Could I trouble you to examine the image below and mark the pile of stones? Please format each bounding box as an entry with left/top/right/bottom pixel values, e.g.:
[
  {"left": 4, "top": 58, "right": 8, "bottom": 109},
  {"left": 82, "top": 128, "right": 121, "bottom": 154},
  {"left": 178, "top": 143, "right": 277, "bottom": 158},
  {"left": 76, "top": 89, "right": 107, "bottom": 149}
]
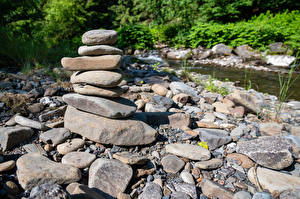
[{"left": 61, "top": 29, "right": 157, "bottom": 146}]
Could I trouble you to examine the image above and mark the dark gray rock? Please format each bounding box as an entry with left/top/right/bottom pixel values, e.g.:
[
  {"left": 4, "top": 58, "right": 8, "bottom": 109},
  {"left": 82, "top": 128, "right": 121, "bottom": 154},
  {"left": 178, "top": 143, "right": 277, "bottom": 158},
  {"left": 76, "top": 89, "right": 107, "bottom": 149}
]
[
  {"left": 195, "top": 128, "right": 232, "bottom": 150},
  {"left": 0, "top": 126, "right": 34, "bottom": 151},
  {"left": 138, "top": 182, "right": 162, "bottom": 199},
  {"left": 236, "top": 136, "right": 294, "bottom": 170},
  {"left": 63, "top": 94, "right": 136, "bottom": 118},
  {"left": 173, "top": 182, "right": 197, "bottom": 199},
  {"left": 40, "top": 128, "right": 71, "bottom": 146},
  {"left": 161, "top": 155, "right": 185, "bottom": 174},
  {"left": 89, "top": 159, "right": 132, "bottom": 198}
]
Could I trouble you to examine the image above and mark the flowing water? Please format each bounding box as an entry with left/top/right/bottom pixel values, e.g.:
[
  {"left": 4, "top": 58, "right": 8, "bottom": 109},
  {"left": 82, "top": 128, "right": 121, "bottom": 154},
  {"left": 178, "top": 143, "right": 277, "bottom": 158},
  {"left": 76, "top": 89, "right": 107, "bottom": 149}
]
[{"left": 136, "top": 51, "right": 300, "bottom": 101}]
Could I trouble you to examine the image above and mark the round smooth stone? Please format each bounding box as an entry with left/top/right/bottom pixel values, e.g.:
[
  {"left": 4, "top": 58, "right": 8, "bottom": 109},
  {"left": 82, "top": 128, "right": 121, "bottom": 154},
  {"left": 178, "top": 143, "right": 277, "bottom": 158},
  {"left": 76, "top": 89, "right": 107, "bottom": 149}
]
[
  {"left": 0, "top": 160, "right": 15, "bottom": 172},
  {"left": 62, "top": 152, "right": 96, "bottom": 169},
  {"left": 82, "top": 30, "right": 117, "bottom": 45},
  {"left": 57, "top": 138, "right": 85, "bottom": 155},
  {"left": 71, "top": 70, "right": 122, "bottom": 88}
]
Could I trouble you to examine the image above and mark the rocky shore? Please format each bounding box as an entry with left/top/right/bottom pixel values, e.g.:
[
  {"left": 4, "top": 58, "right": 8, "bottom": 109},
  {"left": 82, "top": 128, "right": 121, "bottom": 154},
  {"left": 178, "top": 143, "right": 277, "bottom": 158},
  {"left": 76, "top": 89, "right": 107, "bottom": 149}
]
[{"left": 0, "top": 30, "right": 300, "bottom": 199}]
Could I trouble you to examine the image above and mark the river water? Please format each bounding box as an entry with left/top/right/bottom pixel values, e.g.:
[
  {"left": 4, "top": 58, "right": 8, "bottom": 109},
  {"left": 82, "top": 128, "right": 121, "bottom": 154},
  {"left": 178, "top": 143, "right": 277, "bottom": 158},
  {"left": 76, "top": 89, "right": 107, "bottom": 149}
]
[{"left": 136, "top": 52, "right": 300, "bottom": 101}]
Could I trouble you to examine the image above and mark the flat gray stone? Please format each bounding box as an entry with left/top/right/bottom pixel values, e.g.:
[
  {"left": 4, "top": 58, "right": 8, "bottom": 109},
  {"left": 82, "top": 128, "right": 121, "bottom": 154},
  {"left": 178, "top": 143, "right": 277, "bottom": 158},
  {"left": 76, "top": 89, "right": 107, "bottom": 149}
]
[
  {"left": 61, "top": 55, "right": 121, "bottom": 71},
  {"left": 112, "top": 152, "right": 148, "bottom": 165},
  {"left": 15, "top": 115, "right": 48, "bottom": 130},
  {"left": 63, "top": 94, "right": 136, "bottom": 119},
  {"left": 195, "top": 158, "right": 223, "bottom": 170},
  {"left": 38, "top": 105, "right": 67, "bottom": 122},
  {"left": 23, "top": 143, "right": 47, "bottom": 156},
  {"left": 180, "top": 170, "right": 195, "bottom": 184},
  {"left": 66, "top": 182, "right": 105, "bottom": 199},
  {"left": 82, "top": 30, "right": 117, "bottom": 45},
  {"left": 62, "top": 152, "right": 96, "bottom": 169},
  {"left": 161, "top": 155, "right": 185, "bottom": 174},
  {"left": 0, "top": 126, "right": 34, "bottom": 151},
  {"left": 73, "top": 84, "right": 123, "bottom": 97},
  {"left": 173, "top": 182, "right": 197, "bottom": 199},
  {"left": 233, "top": 191, "right": 252, "bottom": 199},
  {"left": 138, "top": 182, "right": 162, "bottom": 199},
  {"left": 248, "top": 167, "right": 300, "bottom": 193},
  {"left": 200, "top": 179, "right": 234, "bottom": 199},
  {"left": 70, "top": 70, "right": 122, "bottom": 88},
  {"left": 40, "top": 128, "right": 71, "bottom": 146},
  {"left": 89, "top": 159, "right": 132, "bottom": 198},
  {"left": 78, "top": 45, "right": 122, "bottom": 56},
  {"left": 64, "top": 106, "right": 156, "bottom": 146},
  {"left": 195, "top": 128, "right": 232, "bottom": 150},
  {"left": 57, "top": 138, "right": 85, "bottom": 155},
  {"left": 236, "top": 136, "right": 294, "bottom": 170},
  {"left": 166, "top": 143, "right": 210, "bottom": 161},
  {"left": 17, "top": 153, "right": 81, "bottom": 190},
  {"left": 169, "top": 82, "right": 199, "bottom": 101}
]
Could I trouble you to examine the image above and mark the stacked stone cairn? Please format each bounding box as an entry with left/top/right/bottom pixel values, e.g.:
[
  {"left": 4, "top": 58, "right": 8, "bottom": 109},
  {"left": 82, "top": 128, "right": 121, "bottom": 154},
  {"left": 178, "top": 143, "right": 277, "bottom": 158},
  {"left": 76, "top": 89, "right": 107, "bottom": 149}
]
[{"left": 61, "top": 30, "right": 156, "bottom": 146}]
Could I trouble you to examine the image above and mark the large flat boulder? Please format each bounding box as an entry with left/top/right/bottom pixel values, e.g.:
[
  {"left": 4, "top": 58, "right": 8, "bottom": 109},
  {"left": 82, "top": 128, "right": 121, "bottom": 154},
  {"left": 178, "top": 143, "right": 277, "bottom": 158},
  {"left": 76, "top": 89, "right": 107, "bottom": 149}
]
[
  {"left": 16, "top": 153, "right": 81, "bottom": 190},
  {"left": 89, "top": 159, "right": 132, "bottom": 198},
  {"left": 78, "top": 45, "right": 122, "bottom": 56},
  {"left": 70, "top": 70, "right": 122, "bottom": 88},
  {"left": 73, "top": 84, "right": 123, "bottom": 97},
  {"left": 0, "top": 126, "right": 34, "bottom": 151},
  {"left": 63, "top": 94, "right": 136, "bottom": 118},
  {"left": 236, "top": 136, "right": 294, "bottom": 170},
  {"left": 61, "top": 55, "right": 121, "bottom": 71},
  {"left": 82, "top": 30, "right": 117, "bottom": 45},
  {"left": 64, "top": 106, "right": 156, "bottom": 146},
  {"left": 248, "top": 167, "right": 300, "bottom": 192}
]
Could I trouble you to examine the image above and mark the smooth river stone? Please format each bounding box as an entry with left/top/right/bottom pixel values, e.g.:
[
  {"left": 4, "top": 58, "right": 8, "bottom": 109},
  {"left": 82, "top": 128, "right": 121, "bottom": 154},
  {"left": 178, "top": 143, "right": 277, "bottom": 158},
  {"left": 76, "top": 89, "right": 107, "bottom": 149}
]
[
  {"left": 61, "top": 55, "right": 121, "bottom": 71},
  {"left": 62, "top": 152, "right": 96, "bottom": 169},
  {"left": 70, "top": 70, "right": 122, "bottom": 88},
  {"left": 89, "top": 159, "right": 132, "bottom": 198},
  {"left": 82, "top": 30, "right": 117, "bottom": 45},
  {"left": 73, "top": 84, "right": 123, "bottom": 97},
  {"left": 166, "top": 143, "right": 211, "bottom": 161},
  {"left": 78, "top": 45, "right": 123, "bottom": 56},
  {"left": 16, "top": 153, "right": 81, "bottom": 190},
  {"left": 64, "top": 106, "right": 157, "bottom": 146},
  {"left": 62, "top": 93, "right": 136, "bottom": 118}
]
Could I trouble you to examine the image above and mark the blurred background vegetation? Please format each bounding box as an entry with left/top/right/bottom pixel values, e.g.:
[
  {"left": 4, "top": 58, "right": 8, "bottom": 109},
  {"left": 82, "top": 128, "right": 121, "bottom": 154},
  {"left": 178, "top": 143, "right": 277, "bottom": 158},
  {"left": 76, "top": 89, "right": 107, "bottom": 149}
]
[{"left": 0, "top": 0, "right": 299, "bottom": 70}]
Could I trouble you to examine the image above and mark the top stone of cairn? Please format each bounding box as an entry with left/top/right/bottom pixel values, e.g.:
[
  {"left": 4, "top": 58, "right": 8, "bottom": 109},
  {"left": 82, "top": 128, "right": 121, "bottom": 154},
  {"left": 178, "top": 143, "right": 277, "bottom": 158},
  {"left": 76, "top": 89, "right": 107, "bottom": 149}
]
[{"left": 82, "top": 30, "right": 117, "bottom": 45}]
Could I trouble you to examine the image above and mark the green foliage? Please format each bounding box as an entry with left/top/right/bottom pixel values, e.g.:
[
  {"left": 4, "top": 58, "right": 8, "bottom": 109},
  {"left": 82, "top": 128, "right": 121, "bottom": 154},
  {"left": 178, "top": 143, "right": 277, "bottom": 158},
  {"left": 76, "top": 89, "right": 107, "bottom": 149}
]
[
  {"left": 117, "top": 24, "right": 154, "bottom": 50},
  {"left": 205, "top": 73, "right": 229, "bottom": 96},
  {"left": 188, "top": 11, "right": 300, "bottom": 51}
]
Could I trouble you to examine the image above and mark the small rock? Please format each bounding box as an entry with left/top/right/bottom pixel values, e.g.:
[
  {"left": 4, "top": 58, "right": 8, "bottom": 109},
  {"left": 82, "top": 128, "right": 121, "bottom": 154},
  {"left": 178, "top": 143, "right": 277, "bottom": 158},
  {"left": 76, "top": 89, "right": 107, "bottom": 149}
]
[
  {"left": 226, "top": 153, "right": 254, "bottom": 169},
  {"left": 15, "top": 115, "right": 48, "bottom": 130},
  {"left": 66, "top": 182, "right": 105, "bottom": 199},
  {"left": 213, "top": 102, "right": 231, "bottom": 114},
  {"left": 173, "top": 93, "right": 190, "bottom": 105},
  {"left": 166, "top": 143, "right": 211, "bottom": 161},
  {"left": 0, "top": 160, "right": 15, "bottom": 172},
  {"left": 230, "top": 106, "right": 244, "bottom": 118},
  {"left": 195, "top": 128, "right": 232, "bottom": 150},
  {"left": 259, "top": 122, "right": 282, "bottom": 136},
  {"left": 252, "top": 192, "right": 273, "bottom": 199},
  {"left": 280, "top": 189, "right": 300, "bottom": 199},
  {"left": 23, "top": 143, "right": 47, "bottom": 156},
  {"left": 27, "top": 103, "right": 44, "bottom": 113},
  {"left": 232, "top": 191, "right": 251, "bottom": 199},
  {"left": 230, "top": 125, "right": 250, "bottom": 140},
  {"left": 57, "top": 138, "right": 85, "bottom": 155},
  {"left": 29, "top": 183, "right": 71, "bottom": 199},
  {"left": 169, "top": 82, "right": 199, "bottom": 102},
  {"left": 0, "top": 126, "right": 34, "bottom": 151},
  {"left": 228, "top": 90, "right": 264, "bottom": 113},
  {"left": 138, "top": 182, "right": 162, "bottom": 199},
  {"left": 113, "top": 152, "right": 148, "bottom": 165},
  {"left": 38, "top": 105, "right": 67, "bottom": 122},
  {"left": 62, "top": 152, "right": 96, "bottom": 169},
  {"left": 195, "top": 158, "right": 223, "bottom": 170},
  {"left": 17, "top": 153, "right": 81, "bottom": 190},
  {"left": 89, "top": 159, "right": 133, "bottom": 198},
  {"left": 40, "top": 128, "right": 71, "bottom": 146},
  {"left": 173, "top": 182, "right": 197, "bottom": 199},
  {"left": 200, "top": 179, "right": 234, "bottom": 199},
  {"left": 151, "top": 84, "right": 168, "bottom": 96},
  {"left": 180, "top": 170, "right": 195, "bottom": 184},
  {"left": 161, "top": 155, "right": 185, "bottom": 174}
]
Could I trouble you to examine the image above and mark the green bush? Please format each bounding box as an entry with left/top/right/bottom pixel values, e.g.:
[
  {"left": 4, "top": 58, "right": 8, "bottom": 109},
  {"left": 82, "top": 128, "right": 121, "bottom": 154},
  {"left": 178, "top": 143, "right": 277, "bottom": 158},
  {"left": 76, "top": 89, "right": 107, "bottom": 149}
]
[
  {"left": 117, "top": 24, "right": 154, "bottom": 50},
  {"left": 188, "top": 11, "right": 300, "bottom": 51}
]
